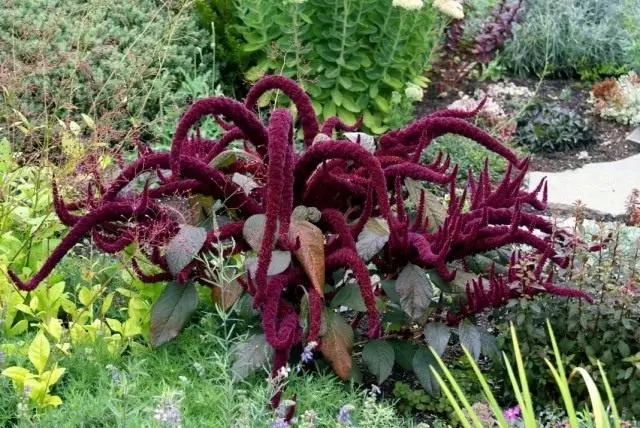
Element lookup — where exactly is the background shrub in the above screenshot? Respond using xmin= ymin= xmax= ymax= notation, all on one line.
xmin=193 ymin=0 xmax=259 ymax=94
xmin=514 ymin=102 xmax=594 ymax=153
xmin=493 ymin=221 xmax=640 ymax=418
xmin=231 ymin=0 xmax=445 ymax=133
xmin=502 ymin=0 xmax=635 ymax=79
xmin=423 ymin=134 xmax=509 ymax=184
xmin=0 ymin=0 xmax=211 ymax=152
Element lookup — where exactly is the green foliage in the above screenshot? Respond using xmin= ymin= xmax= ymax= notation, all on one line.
xmin=433 ymin=322 xmax=627 ymax=428
xmin=423 ymin=134 xmax=510 ymax=183
xmin=514 ymin=102 xmax=595 ymax=153
xmin=0 ymin=0 xmax=211 ymax=151
xmin=502 ymin=0 xmax=634 ymax=79
xmin=151 ymin=67 xmax=224 ymax=151
xmin=1 ymin=312 xmax=412 ymax=427
xmin=622 ymin=0 xmax=640 ymax=72
xmin=193 ymin=0 xmax=259 ymax=92
xmin=494 ymin=221 xmax=640 ymax=418
xmin=393 ymin=359 xmax=484 ymax=417
xmin=497 ymin=296 xmax=640 ymax=418
xmin=233 ymin=0 xmax=444 ymax=133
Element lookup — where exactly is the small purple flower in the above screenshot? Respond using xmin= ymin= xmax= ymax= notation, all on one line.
xmin=22 ymin=385 xmax=32 ymax=401
xmin=300 ymin=341 xmax=318 ymax=364
xmin=0 ymin=350 xmax=5 ymax=366
xmin=301 ymin=348 xmax=314 ymax=364
xmin=503 ymin=405 xmax=521 ymax=421
xmin=337 ymin=404 xmax=355 ymax=426
xmin=269 ymin=418 xmax=289 ymax=428
xmin=153 ymin=392 xmax=182 ymax=427
xmin=106 ymin=364 xmax=121 ymax=385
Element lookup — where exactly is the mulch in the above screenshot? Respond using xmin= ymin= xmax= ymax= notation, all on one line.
xmin=415 ymin=77 xmax=639 ymax=173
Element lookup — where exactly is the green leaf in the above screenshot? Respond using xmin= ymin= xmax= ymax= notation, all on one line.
xmin=341 ymin=93 xmax=361 ymax=113
xmin=331 ymin=89 xmax=343 ymax=106
xmin=459 ymin=322 xmax=482 ymax=361
xmin=424 ymin=322 xmax=451 ymax=357
xmin=362 ymin=340 xmax=395 ymax=384
xmin=0 ymin=138 xmax=12 ymax=173
xmin=166 ymin=225 xmax=207 ymax=276
xmin=356 ymin=217 xmax=389 ymax=261
xmin=381 ymin=279 xmax=400 ymax=304
xmin=413 ymin=347 xmax=441 ymax=396
xmin=618 ymin=341 xmax=631 ymax=358
xmin=331 ymin=282 xmax=366 ymax=312
xmin=389 ymin=340 xmax=417 ymax=371
xmin=1 ymin=366 xmax=31 ymax=383
xmin=231 ymin=334 xmax=274 ymax=380
xmin=337 ymin=76 xmax=353 ymax=90
xmin=396 ymin=263 xmax=433 ymax=320
xmin=81 ymin=113 xmax=95 ymax=130
xmin=28 ymin=332 xmax=50 ymax=374
xmin=8 ymin=319 xmax=28 ymax=337
xmin=480 ymin=330 xmax=501 ymax=361
xmin=374 ymin=96 xmax=391 ymax=113
xmin=150 ymin=281 xmax=198 ymax=347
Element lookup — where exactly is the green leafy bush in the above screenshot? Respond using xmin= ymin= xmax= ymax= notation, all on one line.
xmin=514 ymin=102 xmax=594 ymax=153
xmin=193 ymin=0 xmax=259 ymax=92
xmin=435 ymin=322 xmax=630 ymax=427
xmin=502 ymin=0 xmax=634 ymax=79
xmin=232 ymin=0 xmax=445 ymax=132
xmin=496 ymin=295 xmax=640 ymax=418
xmin=423 ymin=134 xmax=510 ymax=184
xmin=0 ymin=0 xmax=210 ymax=151
xmin=393 ymin=359 xmax=485 ymax=417
xmin=622 ymin=0 xmax=640 ymax=72
xmin=493 ymin=221 xmax=640 ymax=418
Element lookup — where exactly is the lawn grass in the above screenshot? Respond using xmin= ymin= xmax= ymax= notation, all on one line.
xmin=1 ymin=310 xmax=414 ymax=428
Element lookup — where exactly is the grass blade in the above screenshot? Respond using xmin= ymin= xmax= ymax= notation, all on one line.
xmin=597 ymin=361 xmax=620 ymax=428
xmin=430 ymin=346 xmax=484 ymax=428
xmin=569 ymin=367 xmax=608 ymax=428
xmin=508 ymin=323 xmax=536 ymax=426
xmin=461 ymin=347 xmax=508 ymax=428
xmin=546 ymin=320 xmax=578 ymax=428
xmin=430 ymin=366 xmax=473 ymax=428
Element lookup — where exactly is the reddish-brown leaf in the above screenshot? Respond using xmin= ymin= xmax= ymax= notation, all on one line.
xmin=320 ymin=309 xmax=353 ymax=380
xmin=211 ymin=280 xmax=244 ymax=311
xmin=289 ymin=220 xmax=325 ymax=295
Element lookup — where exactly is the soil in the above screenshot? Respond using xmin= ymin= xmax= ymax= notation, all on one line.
xmin=415 ymin=77 xmax=639 ymax=173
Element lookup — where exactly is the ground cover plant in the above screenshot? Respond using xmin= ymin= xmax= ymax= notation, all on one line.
xmin=3 ymin=74 xmax=600 ymax=423
xmin=514 ymin=101 xmax=595 ymax=153
xmin=0 ymin=0 xmax=211 ymax=153
xmin=591 ymin=73 xmax=640 ymax=127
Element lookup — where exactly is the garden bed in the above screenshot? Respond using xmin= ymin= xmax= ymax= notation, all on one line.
xmin=417 ymin=77 xmax=639 ymax=172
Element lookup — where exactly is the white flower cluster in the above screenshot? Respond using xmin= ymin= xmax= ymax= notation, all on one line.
xmin=592 ymin=72 xmax=640 ymax=126
xmin=433 ymin=0 xmax=464 ymax=19
xmin=392 ymin=0 xmax=424 ymax=11
xmin=484 ymin=82 xmax=533 ymax=105
xmin=448 ymin=93 xmax=506 ymax=124
xmin=404 ymin=83 xmax=424 ymax=102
